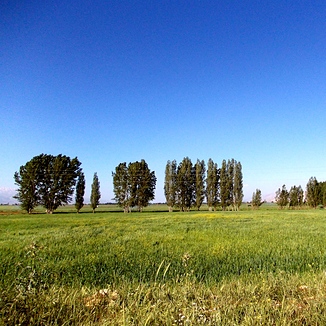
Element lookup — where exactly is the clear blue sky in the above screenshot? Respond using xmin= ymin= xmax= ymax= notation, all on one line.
xmin=1 ymin=0 xmax=325 ymax=204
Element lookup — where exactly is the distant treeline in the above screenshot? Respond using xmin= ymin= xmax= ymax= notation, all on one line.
xmin=274 ymin=178 xmax=326 ymax=209
xmin=13 ymin=153 xmax=325 ymax=214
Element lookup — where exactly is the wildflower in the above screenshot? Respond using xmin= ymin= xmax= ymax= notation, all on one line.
xmin=84 ymin=289 xmax=119 ymax=308
xmin=182 ymin=253 xmax=192 ymax=267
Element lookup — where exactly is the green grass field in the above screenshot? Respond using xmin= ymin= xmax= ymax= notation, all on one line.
xmin=1 ymin=205 xmax=326 ymax=325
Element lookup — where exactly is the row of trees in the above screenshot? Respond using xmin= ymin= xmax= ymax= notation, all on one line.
xmin=274 ymin=178 xmax=326 ymax=209
xmin=15 ymin=154 xmax=243 ymax=214
xmin=164 ymin=158 xmax=243 ymax=212
xmin=15 ymin=154 xmax=324 ymax=214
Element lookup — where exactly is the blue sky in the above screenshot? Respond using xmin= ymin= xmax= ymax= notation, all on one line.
xmin=1 ymin=0 xmax=326 ymax=204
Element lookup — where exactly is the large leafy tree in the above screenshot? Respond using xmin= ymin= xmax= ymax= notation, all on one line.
xmin=39 ymin=155 xmax=82 ymax=213
xmin=233 ymin=161 xmax=243 ymax=211
xmin=164 ymin=160 xmax=177 ymax=212
xmin=90 ymin=172 xmax=101 ymax=213
xmin=194 ymin=159 xmax=206 ymax=211
xmin=112 ymin=162 xmax=130 ymax=213
xmin=275 ymin=185 xmax=289 ymax=209
xmin=113 ymin=160 xmax=156 ymax=212
xmin=128 ymin=160 xmax=156 ymax=212
xmin=14 ymin=157 xmax=41 ymax=213
xmin=176 ymin=157 xmax=195 ymax=211
xmin=75 ymin=172 xmax=85 ymax=213
xmin=14 ymin=154 xmax=82 ymax=213
xmin=206 ymin=159 xmax=220 ymax=211
xmin=306 ymin=177 xmax=320 ymax=208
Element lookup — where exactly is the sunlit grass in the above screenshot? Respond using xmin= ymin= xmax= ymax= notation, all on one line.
xmin=1 ymin=206 xmax=326 ymax=324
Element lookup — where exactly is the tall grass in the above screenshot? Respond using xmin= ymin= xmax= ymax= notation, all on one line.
xmin=1 ymin=207 xmax=326 ymax=324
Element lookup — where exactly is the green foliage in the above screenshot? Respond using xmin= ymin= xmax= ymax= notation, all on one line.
xmin=90 ymin=172 xmax=101 ymax=213
xmin=289 ymin=185 xmax=304 ymax=209
xmin=226 ymin=159 xmax=235 ymax=208
xmin=320 ymin=181 xmax=326 ymax=206
xmin=113 ymin=160 xmax=156 ymax=212
xmin=233 ymin=161 xmax=244 ymax=210
xmin=252 ymin=189 xmax=263 ymax=209
xmin=206 ymin=158 xmax=220 ymax=211
xmin=164 ymin=160 xmax=177 ymax=212
xmin=112 ymin=162 xmax=130 ymax=213
xmin=220 ymin=160 xmax=229 ymax=210
xmin=128 ymin=160 xmax=156 ymax=212
xmin=306 ymin=177 xmax=322 ymax=208
xmin=194 ymin=159 xmax=206 ymax=210
xmin=166 ymin=158 xmax=242 ymax=212
xmin=14 ymin=154 xmax=82 ymax=213
xmin=75 ymin=172 xmax=85 ymax=213
xmin=275 ymin=185 xmax=289 ymax=209
xmin=14 ymin=162 xmax=40 ymax=214
xmin=176 ymin=157 xmax=195 ymax=211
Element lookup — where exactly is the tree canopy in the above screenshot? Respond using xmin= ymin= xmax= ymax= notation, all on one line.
xmin=14 ymin=154 xmax=82 ymax=213
xmin=113 ymin=160 xmax=156 ymax=212
xmin=75 ymin=172 xmax=85 ymax=213
xmin=164 ymin=160 xmax=177 ymax=212
xmin=90 ymin=172 xmax=101 ymax=213
xmin=252 ymin=189 xmax=263 ymax=209
xmin=165 ymin=157 xmax=243 ymax=211
xmin=306 ymin=177 xmax=321 ymax=208
xmin=206 ymin=159 xmax=220 ymax=211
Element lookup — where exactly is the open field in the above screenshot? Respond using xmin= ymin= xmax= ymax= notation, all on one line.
xmin=1 ymin=205 xmax=326 ymax=325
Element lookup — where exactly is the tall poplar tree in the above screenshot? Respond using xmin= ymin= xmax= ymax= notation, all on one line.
xmin=252 ymin=189 xmax=263 ymax=209
xmin=319 ymin=181 xmax=326 ymax=206
xmin=194 ymin=159 xmax=206 ymax=210
xmin=289 ymin=185 xmax=304 ymax=209
xmin=206 ymin=159 xmax=220 ymax=211
xmin=233 ymin=161 xmax=243 ymax=210
xmin=75 ymin=172 xmax=85 ymax=213
xmin=176 ymin=157 xmax=194 ymax=211
xmin=112 ymin=162 xmax=130 ymax=213
xmin=275 ymin=185 xmax=289 ymax=209
xmin=90 ymin=172 xmax=101 ymax=213
xmin=164 ymin=160 xmax=177 ymax=212
xmin=226 ymin=159 xmax=235 ymax=210
xmin=306 ymin=177 xmax=320 ymax=208
xmin=220 ymin=160 xmax=228 ymax=211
